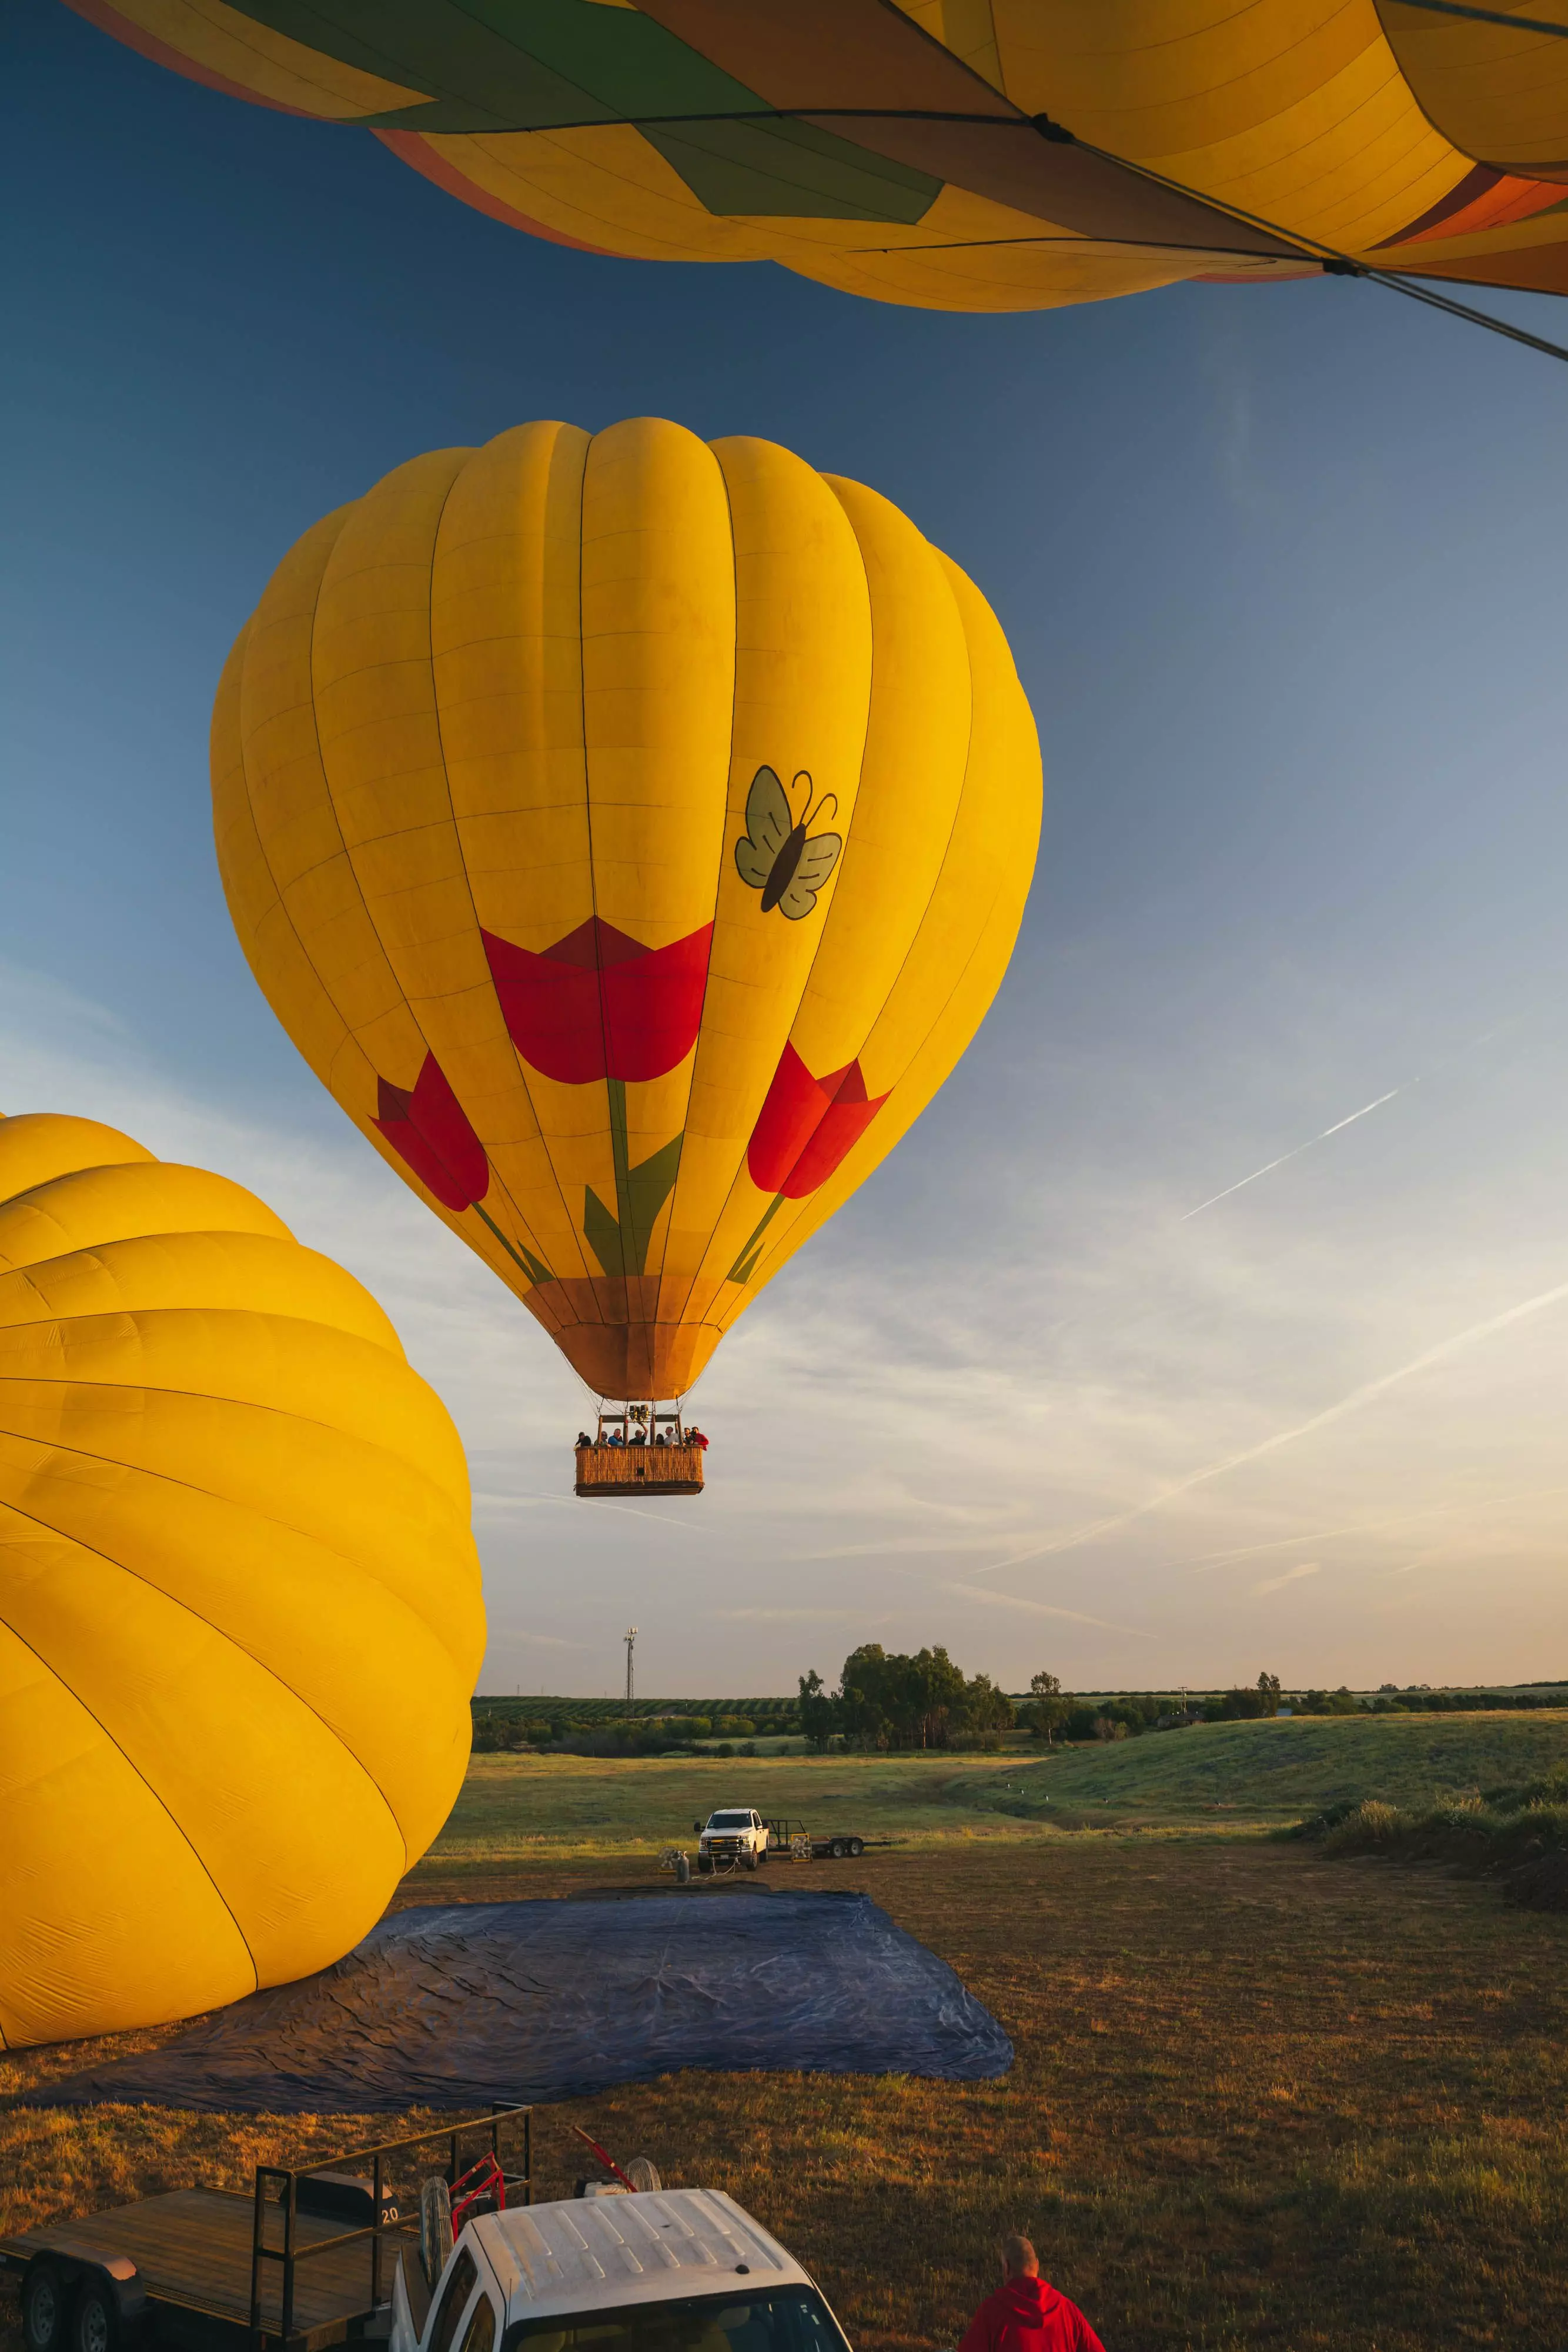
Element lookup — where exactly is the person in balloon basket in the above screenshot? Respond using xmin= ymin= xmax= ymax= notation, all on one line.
xmin=957 ymin=2234 xmax=1104 ymax=2352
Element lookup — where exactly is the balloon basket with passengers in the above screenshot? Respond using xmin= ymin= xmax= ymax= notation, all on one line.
xmin=574 ymin=1403 xmax=709 ymax=1497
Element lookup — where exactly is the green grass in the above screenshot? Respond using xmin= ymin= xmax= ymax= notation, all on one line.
xmin=416 ymin=1749 xmax=1033 ymax=1869
xmin=412 ymin=1713 xmax=1568 ymax=1877
xmin=968 ymin=1712 xmax=1568 ymax=1830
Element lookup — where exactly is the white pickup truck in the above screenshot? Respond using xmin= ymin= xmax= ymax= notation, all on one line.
xmin=392 ymin=2187 xmax=852 ymax=2352
xmin=693 ymin=1808 xmax=770 ymax=1872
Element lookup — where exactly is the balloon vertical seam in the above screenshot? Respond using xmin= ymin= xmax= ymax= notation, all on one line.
xmin=709 ymin=534 xmax=977 ymax=1303
xmin=0 ymin=1595 xmax=262 ymax=1995
xmin=419 ymin=442 xmax=584 ymax=1318
xmin=651 ymin=437 xmax=745 ymax=1361
xmin=1 ymin=1456 xmax=416 ymax=1871
xmin=575 ymin=426 xmax=621 ymax=1346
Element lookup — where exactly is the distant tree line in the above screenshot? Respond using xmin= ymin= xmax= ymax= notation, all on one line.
xmin=470 ymin=1698 xmax=798 ymax=1756
xmin=470 ymin=1672 xmax=1560 ymax=1760
xmin=798 ymin=1646 xmax=1016 ymax=1751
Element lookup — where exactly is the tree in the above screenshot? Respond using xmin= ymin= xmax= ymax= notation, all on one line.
xmin=797 ymin=1671 xmax=838 ymax=1750
xmin=1211 ymin=1672 xmax=1284 ymax=1722
xmin=1021 ymin=1669 xmax=1069 ymax=1745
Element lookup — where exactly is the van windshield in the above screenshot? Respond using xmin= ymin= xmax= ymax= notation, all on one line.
xmin=502 ymin=2288 xmax=847 ymax=2352
xmin=707 ymin=1813 xmax=752 ymax=1830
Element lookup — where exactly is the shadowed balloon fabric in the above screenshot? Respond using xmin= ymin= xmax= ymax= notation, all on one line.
xmin=0 ymin=1111 xmax=484 ymax=2051
xmin=60 ymin=1 xmax=1568 ymax=312
xmin=211 ymin=415 xmax=1042 ymax=1400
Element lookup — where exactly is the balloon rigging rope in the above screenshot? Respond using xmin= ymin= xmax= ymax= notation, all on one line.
xmin=1029 ymin=123 xmax=1568 ymax=368
xmin=1393 ymin=1 xmax=1568 ymax=31
xmin=526 ymin=99 xmax=1568 ymax=368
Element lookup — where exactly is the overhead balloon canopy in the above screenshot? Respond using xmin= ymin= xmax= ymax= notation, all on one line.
xmin=212 ymin=416 xmax=1042 ymax=1401
xmin=0 ymin=1111 xmax=483 ymax=2048
xmin=63 ymin=1 xmax=1568 ymax=311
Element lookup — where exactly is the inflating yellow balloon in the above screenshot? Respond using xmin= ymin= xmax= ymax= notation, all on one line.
xmin=0 ymin=1111 xmax=483 ymax=2050
xmin=62 ymin=1 xmax=1568 ymax=310
xmin=212 ymin=416 xmax=1041 ymax=1401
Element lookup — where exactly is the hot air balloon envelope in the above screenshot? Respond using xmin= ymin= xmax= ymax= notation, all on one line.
xmin=212 ymin=416 xmax=1042 ymax=1402
xmin=0 ymin=1111 xmax=483 ymax=2049
xmin=64 ymin=1 xmax=1568 ymax=310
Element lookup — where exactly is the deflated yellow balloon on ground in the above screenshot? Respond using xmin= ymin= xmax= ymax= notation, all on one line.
xmin=0 ymin=1111 xmax=483 ymax=2050
xmin=212 ymin=416 xmax=1042 ymax=1399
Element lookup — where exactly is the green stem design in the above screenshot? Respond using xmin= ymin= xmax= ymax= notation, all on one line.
xmin=726 ymin=1192 xmax=785 ymax=1285
xmin=584 ymin=1078 xmax=686 ymax=1279
xmin=473 ymin=1202 xmax=554 ymax=1286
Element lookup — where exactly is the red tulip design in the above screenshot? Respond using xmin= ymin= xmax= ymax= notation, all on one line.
xmin=373 ymin=1053 xmax=488 ymax=1212
xmin=730 ymin=1043 xmax=889 ymax=1284
xmin=747 ymin=1043 xmax=888 ymax=1199
xmin=482 ymin=918 xmax=713 ymax=1281
xmin=482 ymin=917 xmax=712 ymax=1086
xmin=373 ymin=1051 xmax=553 ymax=1285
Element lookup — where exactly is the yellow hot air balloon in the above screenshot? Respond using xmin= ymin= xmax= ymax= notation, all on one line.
xmin=0 ymin=1111 xmax=482 ymax=2049
xmin=212 ymin=416 xmax=1041 ymax=1417
xmin=61 ymin=1 xmax=1568 ymax=312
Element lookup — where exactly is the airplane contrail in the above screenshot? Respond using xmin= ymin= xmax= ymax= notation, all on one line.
xmin=971 ymin=1274 xmax=1568 ymax=1579
xmin=1179 ymin=1022 xmax=1510 ymax=1223
xmin=1179 ymin=1087 xmax=1407 ymax=1219
xmin=938 ymin=1581 xmax=1157 ymax=1639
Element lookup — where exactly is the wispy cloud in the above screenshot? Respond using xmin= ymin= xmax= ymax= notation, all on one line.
xmin=939 ymin=1582 xmax=1156 ymax=1639
xmin=8 ymin=950 xmax=1568 ymax=1692
xmin=1253 ymin=1562 xmax=1320 ymax=1598
xmin=488 ymin=1629 xmax=588 ymax=1652
xmin=717 ymin=1608 xmax=863 ymax=1624
xmin=972 ymin=1275 xmax=1568 ymax=1581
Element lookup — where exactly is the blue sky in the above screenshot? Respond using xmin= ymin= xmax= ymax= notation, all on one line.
xmin=6 ymin=0 xmax=1568 ymax=1696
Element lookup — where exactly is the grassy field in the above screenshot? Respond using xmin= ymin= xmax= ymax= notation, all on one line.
xmin=972 ymin=1712 xmax=1568 ymax=1830
xmin=4 ymin=1716 xmax=1567 ymax=2352
xmin=418 ymin=1712 xmax=1568 ymax=1871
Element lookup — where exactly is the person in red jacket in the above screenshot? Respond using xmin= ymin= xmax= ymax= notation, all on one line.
xmin=957 ymin=2234 xmax=1105 ymax=2352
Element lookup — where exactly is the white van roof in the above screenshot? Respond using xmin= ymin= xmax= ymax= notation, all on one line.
xmin=472 ymin=2189 xmax=812 ymax=2327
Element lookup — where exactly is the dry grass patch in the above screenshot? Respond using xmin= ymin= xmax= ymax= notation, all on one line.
xmin=3 ymin=1840 xmax=1565 ymax=2351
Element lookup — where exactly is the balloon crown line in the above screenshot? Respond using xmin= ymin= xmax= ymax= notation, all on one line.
xmin=537 ymin=89 xmax=1568 ymax=370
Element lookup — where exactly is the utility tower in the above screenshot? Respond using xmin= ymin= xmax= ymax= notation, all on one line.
xmin=624 ymin=1625 xmax=637 ymax=1707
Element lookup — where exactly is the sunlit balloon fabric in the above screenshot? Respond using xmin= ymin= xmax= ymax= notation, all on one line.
xmin=63 ymin=1 xmax=1568 ymax=311
xmin=0 ymin=1111 xmax=483 ymax=2049
xmin=212 ymin=417 xmax=1042 ymax=1398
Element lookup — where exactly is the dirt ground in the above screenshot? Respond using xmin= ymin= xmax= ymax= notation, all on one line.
xmin=3 ymin=1838 xmax=1564 ymax=2351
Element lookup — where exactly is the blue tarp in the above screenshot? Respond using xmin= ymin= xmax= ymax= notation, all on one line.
xmin=35 ymin=1888 xmax=1011 ymax=2112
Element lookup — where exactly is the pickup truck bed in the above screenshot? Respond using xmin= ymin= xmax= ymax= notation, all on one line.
xmin=0 ymin=2111 xmax=527 ymax=2352
xmin=0 ymin=2188 xmax=429 ymax=2352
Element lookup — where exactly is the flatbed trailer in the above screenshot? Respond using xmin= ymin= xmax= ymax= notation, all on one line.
xmin=763 ymin=1818 xmax=894 ymax=1861
xmin=0 ymin=2109 xmax=529 ymax=2352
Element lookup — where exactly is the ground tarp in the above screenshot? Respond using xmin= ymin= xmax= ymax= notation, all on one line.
xmin=33 ymin=1887 xmax=1012 ymax=2112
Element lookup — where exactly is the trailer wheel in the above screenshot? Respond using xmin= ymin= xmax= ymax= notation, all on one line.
xmin=848 ymin=1838 xmax=864 ymax=1856
xmin=420 ymin=2177 xmax=453 ymax=2290
xmin=830 ymin=1839 xmax=847 ymax=1859
xmin=72 ymin=2280 xmax=117 ymax=2352
xmin=23 ymin=2264 xmax=67 ymax=2352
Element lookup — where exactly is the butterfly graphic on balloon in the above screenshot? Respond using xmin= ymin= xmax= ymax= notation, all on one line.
xmin=734 ymin=767 xmax=842 ymax=917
